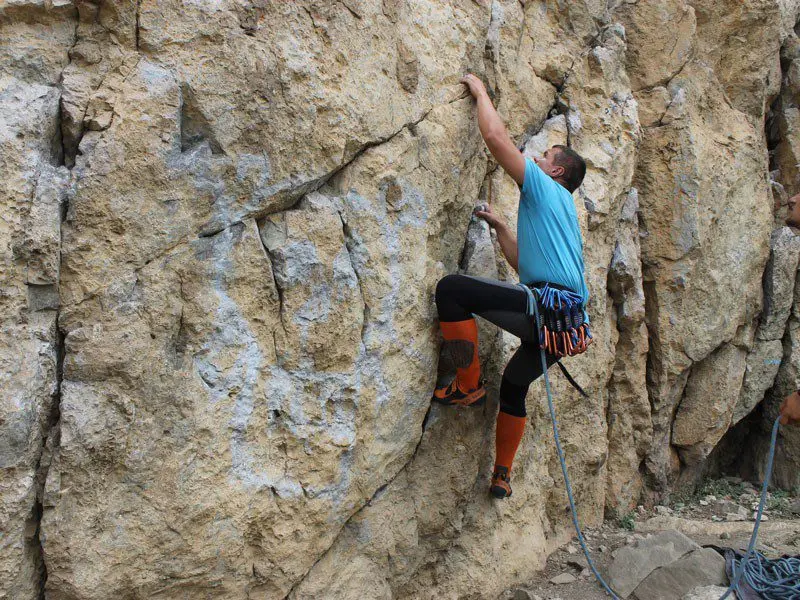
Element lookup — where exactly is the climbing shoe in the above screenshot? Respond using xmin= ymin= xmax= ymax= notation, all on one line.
xmin=490 ymin=466 xmax=512 ymax=499
xmin=432 ymin=318 xmax=483 ymax=406
xmin=431 ymin=378 xmax=487 ymax=407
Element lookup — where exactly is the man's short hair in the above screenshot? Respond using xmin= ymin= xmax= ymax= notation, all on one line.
xmin=552 ymin=145 xmax=586 ymax=193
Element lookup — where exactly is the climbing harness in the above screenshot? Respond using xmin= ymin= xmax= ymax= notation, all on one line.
xmin=522 ymin=282 xmax=593 ymax=358
xmin=521 ymin=284 xmax=794 ymax=600
xmin=518 ymin=282 xmax=591 ymax=398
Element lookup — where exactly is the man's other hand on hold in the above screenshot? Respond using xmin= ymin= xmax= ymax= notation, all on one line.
xmin=474 ymin=204 xmax=505 ymax=230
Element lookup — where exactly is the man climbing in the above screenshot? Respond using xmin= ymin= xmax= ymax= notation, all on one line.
xmin=431 ymin=73 xmax=589 ymax=498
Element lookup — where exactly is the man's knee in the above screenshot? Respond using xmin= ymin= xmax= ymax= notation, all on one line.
xmin=499 ymin=375 xmax=528 ymax=417
xmin=435 ymin=273 xmax=466 ymax=303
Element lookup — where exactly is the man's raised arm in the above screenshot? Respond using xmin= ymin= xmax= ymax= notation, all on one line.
xmin=461 ymin=74 xmax=526 ymax=186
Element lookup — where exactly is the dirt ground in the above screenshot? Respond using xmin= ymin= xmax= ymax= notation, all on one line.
xmin=500 ymin=478 xmax=800 ymax=600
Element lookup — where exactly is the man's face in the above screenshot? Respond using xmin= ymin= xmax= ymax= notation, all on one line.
xmin=534 ymin=147 xmax=565 ymax=180
xmin=787 ymin=193 xmax=800 ymax=228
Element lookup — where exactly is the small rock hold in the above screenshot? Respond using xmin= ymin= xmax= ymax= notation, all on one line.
xmin=549 ymin=572 xmax=577 ymax=585
xmin=699 ymin=500 xmax=709 ymax=506
xmin=565 ymin=544 xmax=577 ymax=555
xmin=599 ymin=545 xmax=609 ymax=553
xmin=720 ymin=531 xmax=731 ymax=540
xmin=655 ymin=505 xmax=673 ymax=516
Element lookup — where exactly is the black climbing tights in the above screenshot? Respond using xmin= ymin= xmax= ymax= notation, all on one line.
xmin=435 ymin=274 xmax=558 ymax=418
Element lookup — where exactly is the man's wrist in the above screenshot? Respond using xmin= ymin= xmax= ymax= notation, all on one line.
xmin=475 ymin=88 xmax=491 ymax=103
xmin=493 ymin=221 xmax=509 ymax=234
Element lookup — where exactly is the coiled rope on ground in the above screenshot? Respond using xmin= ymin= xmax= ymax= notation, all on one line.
xmin=522 ymin=284 xmax=800 ymax=600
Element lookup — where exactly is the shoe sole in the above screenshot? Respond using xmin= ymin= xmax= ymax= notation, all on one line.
xmin=431 ymin=387 xmax=487 ymax=407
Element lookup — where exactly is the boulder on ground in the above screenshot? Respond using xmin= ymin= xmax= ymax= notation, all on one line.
xmin=634 ymin=547 xmax=727 ymax=600
xmin=607 ymin=530 xmax=700 ymax=598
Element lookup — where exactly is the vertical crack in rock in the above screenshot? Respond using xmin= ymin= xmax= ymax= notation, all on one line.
xmin=135 ymin=0 xmax=141 ymax=52
xmin=179 ymin=83 xmax=224 ymax=154
xmin=31 ymin=323 xmax=64 ymax=600
xmin=337 ymin=211 xmax=370 ymax=346
xmin=25 ymin=8 xmax=81 ymax=595
xmin=641 ymin=276 xmax=667 ymax=493
xmin=58 ymin=14 xmax=81 ymax=168
xmin=255 ymin=225 xmax=287 ymax=335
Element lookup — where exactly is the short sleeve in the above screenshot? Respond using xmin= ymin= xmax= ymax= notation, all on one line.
xmin=521 ymin=158 xmax=555 ymax=208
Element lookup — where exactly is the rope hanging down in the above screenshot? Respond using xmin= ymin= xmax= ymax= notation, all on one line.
xmin=519 ymin=284 xmax=798 ymax=600
xmin=720 ymin=416 xmax=800 ymax=600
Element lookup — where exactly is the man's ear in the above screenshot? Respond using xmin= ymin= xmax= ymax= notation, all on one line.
xmin=551 ymin=165 xmax=566 ymax=178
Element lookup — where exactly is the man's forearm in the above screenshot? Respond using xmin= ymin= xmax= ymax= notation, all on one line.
xmin=494 ymin=223 xmax=519 ymax=272
xmin=475 ymin=91 xmax=508 ymax=147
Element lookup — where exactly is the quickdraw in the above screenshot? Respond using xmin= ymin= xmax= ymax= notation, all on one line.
xmin=522 ymin=282 xmax=593 ymax=358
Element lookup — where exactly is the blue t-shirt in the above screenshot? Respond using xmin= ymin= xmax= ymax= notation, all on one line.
xmin=517 ymin=158 xmax=589 ymax=304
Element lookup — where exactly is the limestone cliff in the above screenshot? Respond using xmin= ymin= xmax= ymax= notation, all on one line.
xmin=2 ymin=1 xmax=800 ymax=599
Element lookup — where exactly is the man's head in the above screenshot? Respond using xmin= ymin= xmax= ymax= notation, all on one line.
xmin=787 ymin=193 xmax=800 ymax=228
xmin=534 ymin=145 xmax=586 ymax=193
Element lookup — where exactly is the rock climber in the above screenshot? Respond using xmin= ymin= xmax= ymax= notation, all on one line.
xmin=780 ymin=194 xmax=800 ymax=426
xmin=431 ymin=73 xmax=589 ymax=499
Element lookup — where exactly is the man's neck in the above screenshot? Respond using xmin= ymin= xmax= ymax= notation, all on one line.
xmin=552 ymin=176 xmax=569 ymax=191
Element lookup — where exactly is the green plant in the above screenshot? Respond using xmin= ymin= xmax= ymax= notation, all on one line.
xmin=618 ymin=512 xmax=636 ymax=531
xmin=767 ymin=488 xmax=790 ymax=511
xmin=698 ymin=478 xmax=747 ymax=499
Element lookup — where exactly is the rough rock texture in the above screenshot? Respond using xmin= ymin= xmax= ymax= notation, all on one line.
xmin=2 ymin=0 xmax=800 ymax=599
xmin=607 ymin=530 xmax=699 ymax=598
xmin=682 ymin=586 xmax=737 ymax=600
xmin=633 ymin=547 xmax=727 ymax=600
xmin=0 ymin=2 xmax=75 ymax=599
xmin=730 ymin=23 xmax=800 ymax=492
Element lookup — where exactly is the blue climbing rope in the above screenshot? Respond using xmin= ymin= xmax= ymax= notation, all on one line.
xmin=525 ymin=286 xmax=622 ymax=600
xmin=520 ymin=284 xmax=797 ymax=600
xmin=720 ymin=415 xmax=800 ymax=600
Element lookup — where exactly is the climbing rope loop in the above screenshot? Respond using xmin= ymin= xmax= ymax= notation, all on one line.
xmin=721 ymin=416 xmax=800 ymax=600
xmin=518 ymin=283 xmax=795 ymax=600
xmin=521 ymin=284 xmax=622 ymax=600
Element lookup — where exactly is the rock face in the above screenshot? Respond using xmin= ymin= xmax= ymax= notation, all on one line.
xmin=2 ymin=1 xmax=800 ymax=599
xmin=607 ymin=530 xmax=699 ymax=598
xmin=0 ymin=3 xmax=75 ymax=599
